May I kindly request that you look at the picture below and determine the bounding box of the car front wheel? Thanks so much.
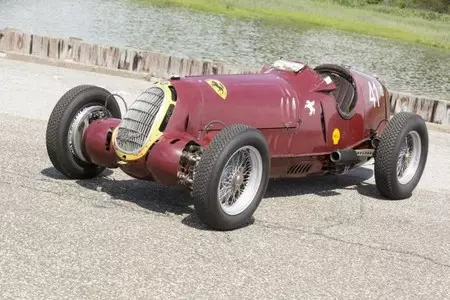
[46,85,122,179]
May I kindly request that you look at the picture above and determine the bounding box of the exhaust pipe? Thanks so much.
[330,149,359,164]
[330,148,375,164]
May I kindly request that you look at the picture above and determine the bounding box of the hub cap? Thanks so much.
[67,105,111,162]
[217,146,263,216]
[396,130,422,185]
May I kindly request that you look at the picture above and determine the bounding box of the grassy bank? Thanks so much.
[134,0,450,50]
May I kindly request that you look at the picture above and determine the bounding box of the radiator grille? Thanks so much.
[115,87,165,154]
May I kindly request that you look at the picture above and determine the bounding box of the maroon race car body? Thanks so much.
[46,60,429,230]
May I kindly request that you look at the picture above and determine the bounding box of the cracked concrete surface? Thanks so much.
[0,57,449,299]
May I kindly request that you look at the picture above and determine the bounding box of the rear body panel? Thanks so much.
[350,68,390,134]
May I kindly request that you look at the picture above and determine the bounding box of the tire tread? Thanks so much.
[45,85,120,178]
[374,111,428,199]
[192,124,269,230]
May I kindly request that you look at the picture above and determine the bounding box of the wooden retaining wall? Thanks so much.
[1,28,448,125]
[390,91,450,125]
[0,28,257,78]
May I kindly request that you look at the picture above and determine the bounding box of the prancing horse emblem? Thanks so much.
[206,79,228,100]
[305,100,315,116]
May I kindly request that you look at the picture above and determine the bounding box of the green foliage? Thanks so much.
[412,0,449,13]
[370,4,449,21]
[329,0,449,13]
[332,0,382,6]
[136,0,450,50]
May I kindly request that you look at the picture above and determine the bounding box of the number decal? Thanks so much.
[368,81,380,108]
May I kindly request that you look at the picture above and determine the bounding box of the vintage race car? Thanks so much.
[45,60,429,230]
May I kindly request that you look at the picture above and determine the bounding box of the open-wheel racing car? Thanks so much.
[46,60,429,231]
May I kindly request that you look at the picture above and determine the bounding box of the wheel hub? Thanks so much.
[67,105,111,162]
[232,168,245,191]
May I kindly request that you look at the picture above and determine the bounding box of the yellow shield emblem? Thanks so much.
[206,79,227,100]
[332,128,341,145]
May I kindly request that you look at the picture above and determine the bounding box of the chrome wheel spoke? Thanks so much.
[216,145,263,216]
[219,187,233,204]
[396,131,422,185]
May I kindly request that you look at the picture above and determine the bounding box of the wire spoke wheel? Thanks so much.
[396,131,421,185]
[46,85,122,179]
[374,112,428,200]
[217,146,263,216]
[191,124,270,231]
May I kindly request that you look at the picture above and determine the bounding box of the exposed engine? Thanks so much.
[177,142,203,190]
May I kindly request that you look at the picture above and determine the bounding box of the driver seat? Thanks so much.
[314,64,357,119]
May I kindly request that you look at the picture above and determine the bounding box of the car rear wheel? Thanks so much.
[192,124,270,231]
[374,112,428,199]
[46,85,122,179]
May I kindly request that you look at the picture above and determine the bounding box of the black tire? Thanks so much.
[45,85,122,179]
[374,112,428,200]
[192,124,270,231]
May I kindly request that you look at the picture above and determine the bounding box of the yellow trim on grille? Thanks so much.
[112,82,176,162]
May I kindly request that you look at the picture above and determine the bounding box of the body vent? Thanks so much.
[115,87,165,154]
[287,163,312,175]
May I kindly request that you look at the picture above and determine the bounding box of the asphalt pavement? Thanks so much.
[1,57,449,300]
